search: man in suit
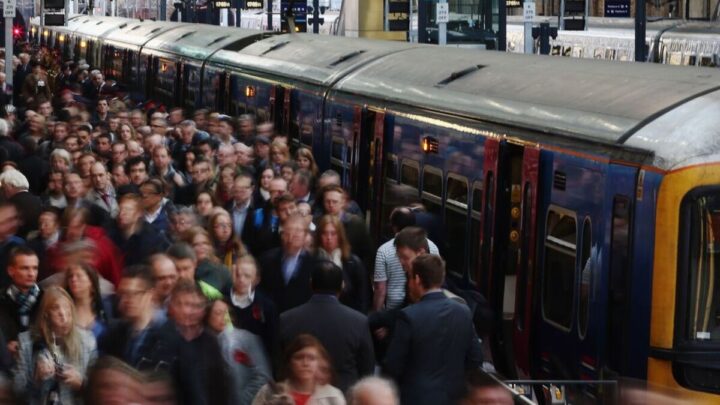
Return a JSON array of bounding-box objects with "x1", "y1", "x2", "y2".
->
[
  {"x1": 0, "y1": 170, "x2": 42, "y2": 239},
  {"x1": 0, "y1": 247, "x2": 42, "y2": 359},
  {"x1": 243, "y1": 176, "x2": 286, "y2": 256},
  {"x1": 225, "y1": 172, "x2": 255, "y2": 239},
  {"x1": 258, "y1": 214, "x2": 315, "y2": 313},
  {"x1": 87, "y1": 162, "x2": 119, "y2": 218},
  {"x1": 384, "y1": 254, "x2": 483, "y2": 405},
  {"x1": 280, "y1": 260, "x2": 375, "y2": 392}
]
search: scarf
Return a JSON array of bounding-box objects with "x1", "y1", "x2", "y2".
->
[
  {"x1": 7, "y1": 284, "x2": 41, "y2": 328},
  {"x1": 318, "y1": 248, "x2": 343, "y2": 269}
]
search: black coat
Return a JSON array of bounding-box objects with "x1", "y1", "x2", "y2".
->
[
  {"x1": 242, "y1": 206, "x2": 280, "y2": 257},
  {"x1": 18, "y1": 154, "x2": 49, "y2": 195},
  {"x1": 10, "y1": 191, "x2": 43, "y2": 239},
  {"x1": 229, "y1": 290, "x2": 279, "y2": 362},
  {"x1": 175, "y1": 330, "x2": 230, "y2": 405},
  {"x1": 258, "y1": 248, "x2": 315, "y2": 313},
  {"x1": 383, "y1": 291, "x2": 484, "y2": 405},
  {"x1": 280, "y1": 294, "x2": 375, "y2": 392},
  {"x1": 98, "y1": 319, "x2": 183, "y2": 370},
  {"x1": 107, "y1": 221, "x2": 171, "y2": 268},
  {"x1": 0, "y1": 287, "x2": 43, "y2": 343}
]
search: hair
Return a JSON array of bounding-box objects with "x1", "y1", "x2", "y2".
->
[
  {"x1": 270, "y1": 140, "x2": 290, "y2": 164},
  {"x1": 0, "y1": 118, "x2": 8, "y2": 137},
  {"x1": 394, "y1": 226, "x2": 429, "y2": 253},
  {"x1": 315, "y1": 215, "x2": 351, "y2": 260},
  {"x1": 118, "y1": 123, "x2": 137, "y2": 141},
  {"x1": 64, "y1": 264, "x2": 107, "y2": 323},
  {"x1": 282, "y1": 334, "x2": 332, "y2": 382},
  {"x1": 50, "y1": 148, "x2": 72, "y2": 167},
  {"x1": 410, "y1": 254, "x2": 445, "y2": 289},
  {"x1": 348, "y1": 377, "x2": 399, "y2": 405},
  {"x1": 0, "y1": 169, "x2": 29, "y2": 190},
  {"x1": 170, "y1": 278, "x2": 206, "y2": 305},
  {"x1": 122, "y1": 264, "x2": 155, "y2": 289},
  {"x1": 195, "y1": 190, "x2": 218, "y2": 208},
  {"x1": 9, "y1": 245, "x2": 37, "y2": 267},
  {"x1": 208, "y1": 209, "x2": 246, "y2": 262},
  {"x1": 390, "y1": 206, "x2": 416, "y2": 232},
  {"x1": 125, "y1": 156, "x2": 146, "y2": 173},
  {"x1": 234, "y1": 171, "x2": 255, "y2": 187},
  {"x1": 233, "y1": 255, "x2": 260, "y2": 282},
  {"x1": 318, "y1": 169, "x2": 341, "y2": 185},
  {"x1": 117, "y1": 192, "x2": 142, "y2": 207},
  {"x1": 274, "y1": 193, "x2": 297, "y2": 209},
  {"x1": 84, "y1": 356, "x2": 143, "y2": 405},
  {"x1": 140, "y1": 178, "x2": 166, "y2": 197},
  {"x1": 32, "y1": 287, "x2": 83, "y2": 364},
  {"x1": 295, "y1": 147, "x2": 319, "y2": 177},
  {"x1": 292, "y1": 169, "x2": 312, "y2": 190},
  {"x1": 166, "y1": 242, "x2": 197, "y2": 262},
  {"x1": 310, "y1": 259, "x2": 344, "y2": 294}
]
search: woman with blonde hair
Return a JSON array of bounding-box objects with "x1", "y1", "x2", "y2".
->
[
  {"x1": 295, "y1": 147, "x2": 319, "y2": 178},
  {"x1": 13, "y1": 287, "x2": 97, "y2": 405},
  {"x1": 118, "y1": 123, "x2": 138, "y2": 142},
  {"x1": 270, "y1": 141, "x2": 291, "y2": 174},
  {"x1": 314, "y1": 215, "x2": 369, "y2": 313}
]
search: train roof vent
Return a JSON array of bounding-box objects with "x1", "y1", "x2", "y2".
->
[
  {"x1": 96, "y1": 21, "x2": 104, "y2": 25},
  {"x1": 553, "y1": 171, "x2": 567, "y2": 191},
  {"x1": 130, "y1": 25, "x2": 141, "y2": 31},
  {"x1": 149, "y1": 27, "x2": 162, "y2": 33},
  {"x1": 328, "y1": 50, "x2": 366, "y2": 68},
  {"x1": 435, "y1": 65, "x2": 485, "y2": 87},
  {"x1": 118, "y1": 23, "x2": 128, "y2": 29},
  {"x1": 178, "y1": 31, "x2": 195, "y2": 40},
  {"x1": 260, "y1": 40, "x2": 290, "y2": 56},
  {"x1": 207, "y1": 35, "x2": 229, "y2": 46}
]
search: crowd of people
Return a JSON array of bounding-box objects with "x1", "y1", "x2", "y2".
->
[{"x1": 0, "y1": 43, "x2": 514, "y2": 405}]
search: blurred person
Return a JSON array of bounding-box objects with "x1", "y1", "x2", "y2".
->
[
  {"x1": 0, "y1": 247, "x2": 41, "y2": 357},
  {"x1": 62, "y1": 172, "x2": 111, "y2": 227},
  {"x1": 149, "y1": 254, "x2": 179, "y2": 312},
  {"x1": 196, "y1": 138, "x2": 216, "y2": 162},
  {"x1": 150, "y1": 118, "x2": 167, "y2": 136},
  {"x1": 0, "y1": 118, "x2": 22, "y2": 163},
  {"x1": 166, "y1": 241, "x2": 227, "y2": 299},
  {"x1": 253, "y1": 135, "x2": 271, "y2": 172},
  {"x1": 295, "y1": 147, "x2": 319, "y2": 178},
  {"x1": 83, "y1": 356, "x2": 144, "y2": 405},
  {"x1": 270, "y1": 140, "x2": 290, "y2": 173},
  {"x1": 314, "y1": 170, "x2": 363, "y2": 218},
  {"x1": 118, "y1": 123, "x2": 137, "y2": 142},
  {"x1": 110, "y1": 164, "x2": 130, "y2": 189},
  {"x1": 215, "y1": 116, "x2": 237, "y2": 147},
  {"x1": 94, "y1": 133, "x2": 112, "y2": 161},
  {"x1": 290, "y1": 169, "x2": 314, "y2": 205},
  {"x1": 175, "y1": 158, "x2": 214, "y2": 206},
  {"x1": 151, "y1": 145, "x2": 185, "y2": 190},
  {"x1": 13, "y1": 287, "x2": 96, "y2": 405},
  {"x1": 110, "y1": 141, "x2": 128, "y2": 168},
  {"x1": 228, "y1": 255, "x2": 279, "y2": 362},
  {"x1": 75, "y1": 126, "x2": 93, "y2": 153},
  {"x1": 27, "y1": 206, "x2": 62, "y2": 280},
  {"x1": 183, "y1": 227, "x2": 232, "y2": 290},
  {"x1": 129, "y1": 109, "x2": 145, "y2": 129},
  {"x1": 50, "y1": 148, "x2": 73, "y2": 173},
  {"x1": 321, "y1": 185, "x2": 373, "y2": 269},
  {"x1": 208, "y1": 298, "x2": 271, "y2": 405},
  {"x1": 258, "y1": 214, "x2": 316, "y2": 313},
  {"x1": 0, "y1": 169, "x2": 42, "y2": 238},
  {"x1": 143, "y1": 371, "x2": 178, "y2": 405},
  {"x1": 39, "y1": 121, "x2": 70, "y2": 159},
  {"x1": 215, "y1": 163, "x2": 237, "y2": 205},
  {"x1": 244, "y1": 176, "x2": 287, "y2": 256},
  {"x1": 64, "y1": 264, "x2": 112, "y2": 339},
  {"x1": 76, "y1": 153, "x2": 97, "y2": 185},
  {"x1": 195, "y1": 190, "x2": 217, "y2": 226},
  {"x1": 87, "y1": 162, "x2": 118, "y2": 217},
  {"x1": 139, "y1": 178, "x2": 175, "y2": 235},
  {"x1": 383, "y1": 254, "x2": 483, "y2": 405},
  {"x1": 37, "y1": 99, "x2": 54, "y2": 120},
  {"x1": 92, "y1": 98, "x2": 110, "y2": 125},
  {"x1": 280, "y1": 161, "x2": 297, "y2": 184},
  {"x1": 280, "y1": 260, "x2": 374, "y2": 392},
  {"x1": 126, "y1": 140, "x2": 144, "y2": 159},
  {"x1": 107, "y1": 193, "x2": 170, "y2": 268},
  {"x1": 168, "y1": 107, "x2": 184, "y2": 127},
  {"x1": 226, "y1": 172, "x2": 257, "y2": 238},
  {"x1": 461, "y1": 371, "x2": 514, "y2": 405},
  {"x1": 253, "y1": 334, "x2": 345, "y2": 405},
  {"x1": 169, "y1": 206, "x2": 198, "y2": 241},
  {"x1": 347, "y1": 377, "x2": 399, "y2": 405},
  {"x1": 208, "y1": 209, "x2": 247, "y2": 269},
  {"x1": 315, "y1": 215, "x2": 368, "y2": 313},
  {"x1": 172, "y1": 120, "x2": 197, "y2": 164},
  {"x1": 20, "y1": 60, "x2": 51, "y2": 106},
  {"x1": 234, "y1": 142, "x2": 254, "y2": 168}
]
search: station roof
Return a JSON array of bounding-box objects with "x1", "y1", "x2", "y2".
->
[
  {"x1": 143, "y1": 25, "x2": 270, "y2": 60},
  {"x1": 211, "y1": 33, "x2": 415, "y2": 86},
  {"x1": 335, "y1": 46, "x2": 720, "y2": 146}
]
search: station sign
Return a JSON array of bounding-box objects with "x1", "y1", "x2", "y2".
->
[
  {"x1": 245, "y1": 0, "x2": 263, "y2": 8},
  {"x1": 436, "y1": 2, "x2": 449, "y2": 24},
  {"x1": 604, "y1": 0, "x2": 629, "y2": 17},
  {"x1": 507, "y1": 0, "x2": 522, "y2": 8},
  {"x1": 3, "y1": 0, "x2": 15, "y2": 17},
  {"x1": 523, "y1": 2, "x2": 535, "y2": 21},
  {"x1": 213, "y1": 0, "x2": 231, "y2": 8},
  {"x1": 388, "y1": 0, "x2": 409, "y2": 31}
]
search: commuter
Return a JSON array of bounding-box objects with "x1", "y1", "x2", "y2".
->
[
  {"x1": 42, "y1": 170, "x2": 68, "y2": 209},
  {"x1": 17, "y1": 137, "x2": 50, "y2": 195},
  {"x1": 320, "y1": 184, "x2": 373, "y2": 269},
  {"x1": 314, "y1": 170, "x2": 363, "y2": 218},
  {"x1": 0, "y1": 118, "x2": 22, "y2": 163},
  {"x1": 315, "y1": 215, "x2": 368, "y2": 313},
  {"x1": 215, "y1": 162, "x2": 237, "y2": 204},
  {"x1": 0, "y1": 169, "x2": 42, "y2": 238},
  {"x1": 295, "y1": 147, "x2": 319, "y2": 178},
  {"x1": 64, "y1": 264, "x2": 112, "y2": 339},
  {"x1": 83, "y1": 356, "x2": 144, "y2": 405},
  {"x1": 280, "y1": 260, "x2": 375, "y2": 392},
  {"x1": 290, "y1": 169, "x2": 314, "y2": 205},
  {"x1": 86, "y1": 161, "x2": 118, "y2": 217},
  {"x1": 27, "y1": 206, "x2": 62, "y2": 280},
  {"x1": 167, "y1": 279, "x2": 230, "y2": 405},
  {"x1": 226, "y1": 172, "x2": 257, "y2": 239},
  {"x1": 256, "y1": 166, "x2": 275, "y2": 207},
  {"x1": 139, "y1": 178, "x2": 175, "y2": 235},
  {"x1": 207, "y1": 298, "x2": 271, "y2": 405},
  {"x1": 208, "y1": 209, "x2": 247, "y2": 268},
  {"x1": 234, "y1": 142, "x2": 255, "y2": 169},
  {"x1": 149, "y1": 253, "x2": 179, "y2": 313},
  {"x1": 168, "y1": 206, "x2": 199, "y2": 241},
  {"x1": 384, "y1": 254, "x2": 483, "y2": 404},
  {"x1": 194, "y1": 190, "x2": 217, "y2": 225},
  {"x1": 258, "y1": 214, "x2": 316, "y2": 313},
  {"x1": 280, "y1": 161, "x2": 297, "y2": 184},
  {"x1": 461, "y1": 371, "x2": 514, "y2": 405},
  {"x1": 126, "y1": 156, "x2": 150, "y2": 189},
  {"x1": 347, "y1": 377, "x2": 399, "y2": 405},
  {"x1": 150, "y1": 145, "x2": 185, "y2": 191},
  {"x1": 62, "y1": 172, "x2": 111, "y2": 227},
  {"x1": 253, "y1": 135, "x2": 271, "y2": 173},
  {"x1": 244, "y1": 176, "x2": 286, "y2": 256},
  {"x1": 253, "y1": 334, "x2": 345, "y2": 405},
  {"x1": 237, "y1": 114, "x2": 256, "y2": 144},
  {"x1": 0, "y1": 246, "x2": 42, "y2": 356},
  {"x1": 175, "y1": 157, "x2": 215, "y2": 206},
  {"x1": 13, "y1": 287, "x2": 96, "y2": 405},
  {"x1": 166, "y1": 241, "x2": 227, "y2": 299},
  {"x1": 215, "y1": 115, "x2": 238, "y2": 148}
]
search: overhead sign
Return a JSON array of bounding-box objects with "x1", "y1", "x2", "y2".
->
[
  {"x1": 213, "y1": 0, "x2": 231, "y2": 7},
  {"x1": 436, "y1": 2, "x2": 449, "y2": 24},
  {"x1": 604, "y1": 0, "x2": 629, "y2": 17},
  {"x1": 3, "y1": 0, "x2": 15, "y2": 18},
  {"x1": 245, "y1": 0, "x2": 262, "y2": 8},
  {"x1": 388, "y1": 0, "x2": 409, "y2": 31},
  {"x1": 523, "y1": 2, "x2": 535, "y2": 22},
  {"x1": 507, "y1": 0, "x2": 522, "y2": 8}
]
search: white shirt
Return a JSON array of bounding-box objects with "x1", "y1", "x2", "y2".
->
[{"x1": 231, "y1": 289, "x2": 255, "y2": 309}]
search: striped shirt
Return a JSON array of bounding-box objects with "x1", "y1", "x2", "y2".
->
[{"x1": 373, "y1": 238, "x2": 439, "y2": 310}]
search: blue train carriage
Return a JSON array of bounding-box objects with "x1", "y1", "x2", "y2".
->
[
  {"x1": 208, "y1": 34, "x2": 414, "y2": 172},
  {"x1": 330, "y1": 46, "x2": 720, "y2": 401},
  {"x1": 99, "y1": 19, "x2": 178, "y2": 97},
  {"x1": 140, "y1": 25, "x2": 267, "y2": 112},
  {"x1": 68, "y1": 17, "x2": 131, "y2": 69}
]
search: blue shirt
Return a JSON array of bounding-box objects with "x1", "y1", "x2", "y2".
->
[
  {"x1": 232, "y1": 200, "x2": 251, "y2": 236},
  {"x1": 282, "y1": 251, "x2": 303, "y2": 285}
]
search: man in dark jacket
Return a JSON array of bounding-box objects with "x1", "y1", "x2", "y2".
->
[
  {"x1": 0, "y1": 170, "x2": 42, "y2": 239},
  {"x1": 107, "y1": 193, "x2": 170, "y2": 268},
  {"x1": 384, "y1": 254, "x2": 483, "y2": 405},
  {"x1": 0, "y1": 247, "x2": 42, "y2": 359},
  {"x1": 280, "y1": 260, "x2": 375, "y2": 392},
  {"x1": 258, "y1": 214, "x2": 315, "y2": 313}
]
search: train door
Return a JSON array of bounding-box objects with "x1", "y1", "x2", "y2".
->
[
  {"x1": 513, "y1": 146, "x2": 540, "y2": 376},
  {"x1": 352, "y1": 107, "x2": 386, "y2": 234},
  {"x1": 480, "y1": 139, "x2": 530, "y2": 378},
  {"x1": 269, "y1": 85, "x2": 291, "y2": 138}
]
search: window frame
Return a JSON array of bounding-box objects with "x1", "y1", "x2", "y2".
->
[
  {"x1": 541, "y1": 205, "x2": 578, "y2": 332},
  {"x1": 469, "y1": 180, "x2": 483, "y2": 284},
  {"x1": 578, "y1": 216, "x2": 592, "y2": 340},
  {"x1": 400, "y1": 159, "x2": 420, "y2": 189}
]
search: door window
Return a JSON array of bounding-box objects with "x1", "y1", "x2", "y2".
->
[{"x1": 542, "y1": 208, "x2": 577, "y2": 330}]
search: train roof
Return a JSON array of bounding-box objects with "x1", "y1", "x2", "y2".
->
[
  {"x1": 334, "y1": 46, "x2": 720, "y2": 150},
  {"x1": 70, "y1": 16, "x2": 132, "y2": 38},
  {"x1": 211, "y1": 33, "x2": 416, "y2": 85},
  {"x1": 103, "y1": 19, "x2": 179, "y2": 48},
  {"x1": 143, "y1": 25, "x2": 271, "y2": 60}
]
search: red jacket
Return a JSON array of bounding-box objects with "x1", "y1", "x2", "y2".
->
[{"x1": 46, "y1": 225, "x2": 123, "y2": 287}]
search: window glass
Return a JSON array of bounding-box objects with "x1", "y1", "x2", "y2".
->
[
  {"x1": 401, "y1": 162, "x2": 419, "y2": 188},
  {"x1": 578, "y1": 218, "x2": 592, "y2": 338},
  {"x1": 542, "y1": 209, "x2": 577, "y2": 329},
  {"x1": 607, "y1": 196, "x2": 631, "y2": 371},
  {"x1": 423, "y1": 168, "x2": 442, "y2": 197},
  {"x1": 448, "y1": 176, "x2": 469, "y2": 204},
  {"x1": 385, "y1": 156, "x2": 398, "y2": 182},
  {"x1": 332, "y1": 138, "x2": 345, "y2": 161},
  {"x1": 685, "y1": 192, "x2": 720, "y2": 342},
  {"x1": 446, "y1": 204, "x2": 468, "y2": 275}
]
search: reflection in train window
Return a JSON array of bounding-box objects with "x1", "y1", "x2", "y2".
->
[
  {"x1": 470, "y1": 181, "x2": 483, "y2": 283},
  {"x1": 401, "y1": 161, "x2": 419, "y2": 188},
  {"x1": 446, "y1": 174, "x2": 469, "y2": 275},
  {"x1": 423, "y1": 167, "x2": 442, "y2": 197},
  {"x1": 542, "y1": 208, "x2": 577, "y2": 330},
  {"x1": 331, "y1": 137, "x2": 347, "y2": 181},
  {"x1": 578, "y1": 217, "x2": 592, "y2": 339},
  {"x1": 385, "y1": 155, "x2": 398, "y2": 182}
]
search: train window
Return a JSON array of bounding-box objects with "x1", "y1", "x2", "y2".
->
[
  {"x1": 422, "y1": 167, "x2": 442, "y2": 197},
  {"x1": 607, "y1": 196, "x2": 631, "y2": 372},
  {"x1": 400, "y1": 160, "x2": 419, "y2": 189},
  {"x1": 446, "y1": 174, "x2": 469, "y2": 275},
  {"x1": 542, "y1": 208, "x2": 577, "y2": 330},
  {"x1": 385, "y1": 155, "x2": 398, "y2": 182},
  {"x1": 578, "y1": 217, "x2": 592, "y2": 339},
  {"x1": 470, "y1": 181, "x2": 483, "y2": 283}
]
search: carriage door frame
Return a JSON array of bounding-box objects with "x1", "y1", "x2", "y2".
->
[
  {"x1": 350, "y1": 106, "x2": 385, "y2": 231},
  {"x1": 269, "y1": 85, "x2": 291, "y2": 137},
  {"x1": 513, "y1": 145, "x2": 540, "y2": 376}
]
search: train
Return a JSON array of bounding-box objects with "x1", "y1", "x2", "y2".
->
[
  {"x1": 507, "y1": 17, "x2": 720, "y2": 66},
  {"x1": 32, "y1": 15, "x2": 720, "y2": 402}
]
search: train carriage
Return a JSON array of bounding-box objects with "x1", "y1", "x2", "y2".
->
[{"x1": 36, "y1": 16, "x2": 720, "y2": 402}]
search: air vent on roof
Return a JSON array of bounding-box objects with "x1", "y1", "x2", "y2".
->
[
  {"x1": 553, "y1": 171, "x2": 567, "y2": 191},
  {"x1": 131, "y1": 25, "x2": 141, "y2": 30},
  {"x1": 260, "y1": 41, "x2": 290, "y2": 56},
  {"x1": 150, "y1": 28, "x2": 162, "y2": 33},
  {"x1": 179, "y1": 31, "x2": 195, "y2": 40},
  {"x1": 435, "y1": 65, "x2": 485, "y2": 87},
  {"x1": 328, "y1": 50, "x2": 366, "y2": 67},
  {"x1": 96, "y1": 21, "x2": 103, "y2": 25},
  {"x1": 207, "y1": 35, "x2": 229, "y2": 46},
  {"x1": 119, "y1": 23, "x2": 128, "y2": 29}
]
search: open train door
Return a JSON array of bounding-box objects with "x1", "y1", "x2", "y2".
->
[
  {"x1": 350, "y1": 106, "x2": 386, "y2": 236},
  {"x1": 513, "y1": 145, "x2": 540, "y2": 376}
]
